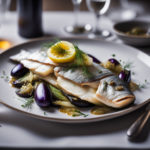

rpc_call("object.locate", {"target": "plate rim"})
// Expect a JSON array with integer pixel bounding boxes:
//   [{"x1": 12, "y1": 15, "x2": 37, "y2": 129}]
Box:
[{"x1": 1, "y1": 36, "x2": 150, "y2": 123}]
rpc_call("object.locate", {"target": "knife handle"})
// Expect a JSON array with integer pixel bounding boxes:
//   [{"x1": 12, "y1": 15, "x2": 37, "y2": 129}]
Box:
[{"x1": 127, "y1": 107, "x2": 150, "y2": 139}]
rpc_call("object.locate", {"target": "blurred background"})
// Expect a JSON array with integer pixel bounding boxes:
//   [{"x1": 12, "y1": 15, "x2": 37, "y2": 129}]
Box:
[
  {"x1": 10, "y1": 0, "x2": 150, "y2": 13},
  {"x1": 8, "y1": 0, "x2": 150, "y2": 12},
  {"x1": 1, "y1": 0, "x2": 150, "y2": 51}
]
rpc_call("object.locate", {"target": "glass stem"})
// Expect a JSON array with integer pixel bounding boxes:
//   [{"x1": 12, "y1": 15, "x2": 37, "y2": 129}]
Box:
[
  {"x1": 73, "y1": 2, "x2": 80, "y2": 27},
  {"x1": 95, "y1": 14, "x2": 101, "y2": 34}
]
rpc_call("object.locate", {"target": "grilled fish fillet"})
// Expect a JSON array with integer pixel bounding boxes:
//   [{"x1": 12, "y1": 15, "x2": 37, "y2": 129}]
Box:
[
  {"x1": 54, "y1": 63, "x2": 115, "y2": 87},
  {"x1": 10, "y1": 50, "x2": 31, "y2": 62},
  {"x1": 37, "y1": 74, "x2": 57, "y2": 87},
  {"x1": 57, "y1": 76, "x2": 105, "y2": 106},
  {"x1": 10, "y1": 50, "x2": 72, "y2": 66},
  {"x1": 94, "y1": 75, "x2": 135, "y2": 108},
  {"x1": 21, "y1": 60, "x2": 54, "y2": 76}
]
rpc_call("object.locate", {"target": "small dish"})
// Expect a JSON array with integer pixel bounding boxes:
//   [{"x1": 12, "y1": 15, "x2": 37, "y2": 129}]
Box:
[{"x1": 113, "y1": 21, "x2": 150, "y2": 46}]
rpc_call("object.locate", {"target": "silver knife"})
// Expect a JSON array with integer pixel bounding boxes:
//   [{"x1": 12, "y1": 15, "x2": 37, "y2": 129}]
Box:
[{"x1": 127, "y1": 103, "x2": 150, "y2": 139}]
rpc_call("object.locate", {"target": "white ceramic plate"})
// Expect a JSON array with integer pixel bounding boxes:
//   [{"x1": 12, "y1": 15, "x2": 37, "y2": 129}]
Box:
[{"x1": 0, "y1": 37, "x2": 150, "y2": 123}]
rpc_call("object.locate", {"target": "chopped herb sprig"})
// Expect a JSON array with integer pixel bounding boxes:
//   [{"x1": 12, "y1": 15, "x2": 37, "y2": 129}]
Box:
[
  {"x1": 14, "y1": 96, "x2": 34, "y2": 110},
  {"x1": 66, "y1": 44, "x2": 92, "y2": 79},
  {"x1": 1, "y1": 71, "x2": 9, "y2": 80},
  {"x1": 73, "y1": 109, "x2": 88, "y2": 117},
  {"x1": 121, "y1": 60, "x2": 134, "y2": 70}
]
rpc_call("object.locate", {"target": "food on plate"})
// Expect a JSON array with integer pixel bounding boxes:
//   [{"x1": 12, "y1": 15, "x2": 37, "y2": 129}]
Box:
[
  {"x1": 119, "y1": 70, "x2": 131, "y2": 84},
  {"x1": 9, "y1": 39, "x2": 139, "y2": 117},
  {"x1": 34, "y1": 83, "x2": 52, "y2": 107},
  {"x1": 101, "y1": 58, "x2": 122, "y2": 74},
  {"x1": 47, "y1": 41, "x2": 76, "y2": 63},
  {"x1": 126, "y1": 27, "x2": 149, "y2": 36},
  {"x1": 11, "y1": 63, "x2": 29, "y2": 77},
  {"x1": 94, "y1": 75, "x2": 135, "y2": 108}
]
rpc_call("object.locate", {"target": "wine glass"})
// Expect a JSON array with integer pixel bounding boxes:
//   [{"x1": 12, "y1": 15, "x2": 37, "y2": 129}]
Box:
[
  {"x1": 65, "y1": 0, "x2": 92, "y2": 34},
  {"x1": 86, "y1": 0, "x2": 111, "y2": 38}
]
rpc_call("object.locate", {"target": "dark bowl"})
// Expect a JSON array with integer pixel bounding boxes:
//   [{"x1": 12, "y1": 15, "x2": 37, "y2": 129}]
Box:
[{"x1": 113, "y1": 21, "x2": 150, "y2": 46}]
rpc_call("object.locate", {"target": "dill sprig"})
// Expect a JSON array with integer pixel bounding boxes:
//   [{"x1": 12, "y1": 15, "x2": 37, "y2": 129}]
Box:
[
  {"x1": 121, "y1": 60, "x2": 134, "y2": 70},
  {"x1": 50, "y1": 42, "x2": 69, "y2": 57},
  {"x1": 73, "y1": 109, "x2": 88, "y2": 117},
  {"x1": 66, "y1": 45, "x2": 92, "y2": 79},
  {"x1": 42, "y1": 38, "x2": 60, "y2": 49},
  {"x1": 14, "y1": 96, "x2": 34, "y2": 110}
]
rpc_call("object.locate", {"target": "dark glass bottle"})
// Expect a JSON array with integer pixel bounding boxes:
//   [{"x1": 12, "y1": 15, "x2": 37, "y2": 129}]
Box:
[{"x1": 17, "y1": 0, "x2": 43, "y2": 38}]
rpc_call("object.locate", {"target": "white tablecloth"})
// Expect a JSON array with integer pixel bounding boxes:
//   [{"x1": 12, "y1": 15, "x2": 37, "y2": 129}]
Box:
[{"x1": 0, "y1": 12, "x2": 150, "y2": 149}]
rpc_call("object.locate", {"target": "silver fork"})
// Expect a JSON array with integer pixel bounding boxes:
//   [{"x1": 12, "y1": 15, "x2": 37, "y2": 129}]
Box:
[{"x1": 127, "y1": 103, "x2": 150, "y2": 139}]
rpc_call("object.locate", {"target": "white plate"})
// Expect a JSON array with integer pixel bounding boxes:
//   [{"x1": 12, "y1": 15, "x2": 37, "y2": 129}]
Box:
[{"x1": 0, "y1": 37, "x2": 150, "y2": 123}]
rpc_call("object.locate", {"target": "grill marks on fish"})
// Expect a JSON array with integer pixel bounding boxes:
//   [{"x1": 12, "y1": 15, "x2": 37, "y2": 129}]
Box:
[
  {"x1": 54, "y1": 63, "x2": 115, "y2": 86},
  {"x1": 95, "y1": 75, "x2": 135, "y2": 108}
]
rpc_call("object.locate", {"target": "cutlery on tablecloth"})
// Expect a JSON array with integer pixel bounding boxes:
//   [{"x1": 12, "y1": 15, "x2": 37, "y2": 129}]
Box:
[{"x1": 127, "y1": 103, "x2": 150, "y2": 139}]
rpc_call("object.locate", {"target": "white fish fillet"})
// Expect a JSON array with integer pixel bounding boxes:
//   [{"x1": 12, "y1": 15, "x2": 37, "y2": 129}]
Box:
[
  {"x1": 10, "y1": 50, "x2": 70, "y2": 66},
  {"x1": 21, "y1": 60, "x2": 42, "y2": 70},
  {"x1": 34, "y1": 65, "x2": 54, "y2": 76},
  {"x1": 38, "y1": 74, "x2": 57, "y2": 87},
  {"x1": 57, "y1": 77, "x2": 104, "y2": 106},
  {"x1": 21, "y1": 59, "x2": 54, "y2": 76},
  {"x1": 27, "y1": 51, "x2": 47, "y2": 63},
  {"x1": 94, "y1": 75, "x2": 135, "y2": 108},
  {"x1": 10, "y1": 50, "x2": 31, "y2": 62}
]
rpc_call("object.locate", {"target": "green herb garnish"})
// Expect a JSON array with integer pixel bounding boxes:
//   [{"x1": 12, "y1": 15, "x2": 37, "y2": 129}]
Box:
[
  {"x1": 103, "y1": 81, "x2": 108, "y2": 91},
  {"x1": 66, "y1": 44, "x2": 92, "y2": 79},
  {"x1": 112, "y1": 54, "x2": 115, "y2": 57},
  {"x1": 121, "y1": 60, "x2": 134, "y2": 70},
  {"x1": 44, "y1": 112, "x2": 46, "y2": 115},
  {"x1": 14, "y1": 96, "x2": 34, "y2": 110},
  {"x1": 138, "y1": 84, "x2": 146, "y2": 88},
  {"x1": 42, "y1": 38, "x2": 60, "y2": 49},
  {"x1": 132, "y1": 72, "x2": 135, "y2": 75},
  {"x1": 74, "y1": 109, "x2": 88, "y2": 117},
  {"x1": 98, "y1": 70, "x2": 102, "y2": 73},
  {"x1": 145, "y1": 79, "x2": 147, "y2": 83},
  {"x1": 1, "y1": 71, "x2": 9, "y2": 80},
  {"x1": 50, "y1": 42, "x2": 69, "y2": 57}
]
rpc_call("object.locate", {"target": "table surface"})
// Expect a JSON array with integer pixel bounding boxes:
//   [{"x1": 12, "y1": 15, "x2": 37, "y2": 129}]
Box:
[{"x1": 0, "y1": 12, "x2": 150, "y2": 149}]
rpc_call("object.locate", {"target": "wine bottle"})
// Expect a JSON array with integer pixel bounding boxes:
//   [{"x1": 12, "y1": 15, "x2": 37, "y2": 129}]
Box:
[{"x1": 17, "y1": 0, "x2": 43, "y2": 38}]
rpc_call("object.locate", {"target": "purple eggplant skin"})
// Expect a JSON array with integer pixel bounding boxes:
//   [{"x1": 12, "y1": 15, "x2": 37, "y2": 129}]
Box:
[
  {"x1": 87, "y1": 54, "x2": 101, "y2": 64},
  {"x1": 11, "y1": 63, "x2": 29, "y2": 77},
  {"x1": 68, "y1": 96, "x2": 94, "y2": 107},
  {"x1": 60, "y1": 89, "x2": 94, "y2": 107},
  {"x1": 15, "y1": 89, "x2": 34, "y2": 98},
  {"x1": 12, "y1": 79, "x2": 24, "y2": 87},
  {"x1": 34, "y1": 83, "x2": 52, "y2": 107},
  {"x1": 108, "y1": 58, "x2": 120, "y2": 66},
  {"x1": 119, "y1": 70, "x2": 131, "y2": 84}
]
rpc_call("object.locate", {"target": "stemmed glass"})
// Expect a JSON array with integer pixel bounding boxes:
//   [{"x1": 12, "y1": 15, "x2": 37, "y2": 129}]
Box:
[
  {"x1": 86, "y1": 0, "x2": 111, "y2": 38},
  {"x1": 65, "y1": 0, "x2": 92, "y2": 34}
]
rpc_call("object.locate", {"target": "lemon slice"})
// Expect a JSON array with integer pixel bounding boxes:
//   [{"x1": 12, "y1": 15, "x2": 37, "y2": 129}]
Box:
[{"x1": 47, "y1": 41, "x2": 76, "y2": 63}]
